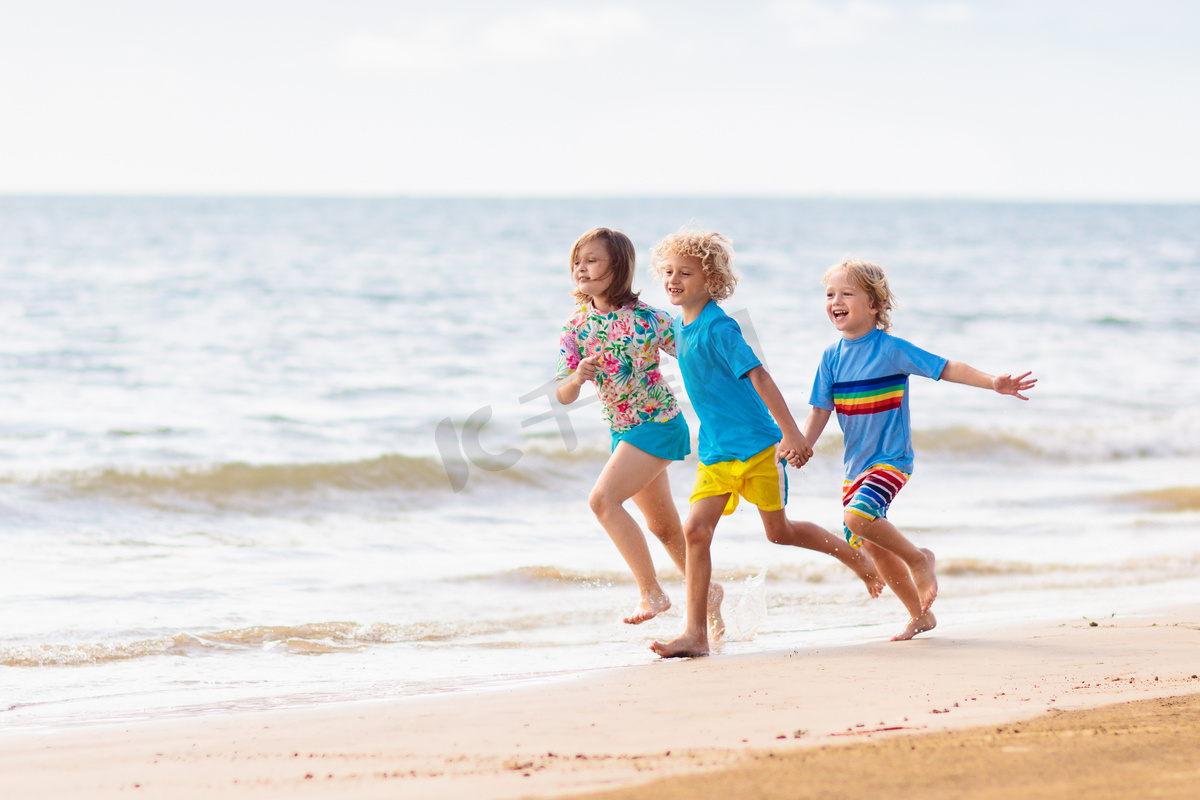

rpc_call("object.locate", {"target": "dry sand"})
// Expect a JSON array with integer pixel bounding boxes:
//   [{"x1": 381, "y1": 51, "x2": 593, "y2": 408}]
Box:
[{"x1": 2, "y1": 605, "x2": 1198, "y2": 799}]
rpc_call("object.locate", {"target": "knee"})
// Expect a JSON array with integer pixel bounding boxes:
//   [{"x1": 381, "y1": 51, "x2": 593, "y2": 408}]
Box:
[
  {"x1": 763, "y1": 519, "x2": 790, "y2": 545},
  {"x1": 844, "y1": 511, "x2": 872, "y2": 536},
  {"x1": 682, "y1": 521, "x2": 715, "y2": 550},
  {"x1": 588, "y1": 486, "x2": 616, "y2": 518}
]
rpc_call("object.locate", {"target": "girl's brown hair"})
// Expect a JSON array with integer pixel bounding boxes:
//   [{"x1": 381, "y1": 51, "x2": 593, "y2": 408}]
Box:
[{"x1": 569, "y1": 228, "x2": 639, "y2": 308}]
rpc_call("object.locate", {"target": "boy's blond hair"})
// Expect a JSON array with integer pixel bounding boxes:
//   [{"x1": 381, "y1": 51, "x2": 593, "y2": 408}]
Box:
[
  {"x1": 650, "y1": 230, "x2": 738, "y2": 302},
  {"x1": 569, "y1": 228, "x2": 640, "y2": 308},
  {"x1": 824, "y1": 259, "x2": 895, "y2": 332}
]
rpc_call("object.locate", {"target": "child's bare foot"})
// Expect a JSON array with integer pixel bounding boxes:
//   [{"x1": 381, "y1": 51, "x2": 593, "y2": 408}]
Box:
[
  {"x1": 624, "y1": 591, "x2": 671, "y2": 624},
  {"x1": 913, "y1": 548, "x2": 938, "y2": 612},
  {"x1": 707, "y1": 583, "x2": 725, "y2": 641},
  {"x1": 862, "y1": 570, "x2": 885, "y2": 599},
  {"x1": 851, "y1": 551, "x2": 885, "y2": 598},
  {"x1": 891, "y1": 609, "x2": 936, "y2": 641},
  {"x1": 650, "y1": 631, "x2": 709, "y2": 659}
]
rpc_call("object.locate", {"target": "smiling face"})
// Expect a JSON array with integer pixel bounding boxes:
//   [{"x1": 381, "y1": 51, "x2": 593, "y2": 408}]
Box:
[
  {"x1": 825, "y1": 268, "x2": 879, "y2": 339},
  {"x1": 571, "y1": 241, "x2": 615, "y2": 308},
  {"x1": 660, "y1": 252, "x2": 710, "y2": 320}
]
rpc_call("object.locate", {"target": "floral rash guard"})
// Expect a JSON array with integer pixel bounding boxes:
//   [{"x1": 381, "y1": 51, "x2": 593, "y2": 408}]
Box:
[{"x1": 556, "y1": 300, "x2": 681, "y2": 433}]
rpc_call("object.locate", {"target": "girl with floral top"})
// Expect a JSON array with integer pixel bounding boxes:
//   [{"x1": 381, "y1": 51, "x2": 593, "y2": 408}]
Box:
[{"x1": 556, "y1": 228, "x2": 722, "y2": 630}]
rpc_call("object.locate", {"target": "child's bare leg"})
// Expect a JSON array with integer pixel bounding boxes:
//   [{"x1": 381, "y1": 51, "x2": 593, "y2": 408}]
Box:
[
  {"x1": 651, "y1": 495, "x2": 727, "y2": 658},
  {"x1": 759, "y1": 511, "x2": 884, "y2": 598},
  {"x1": 630, "y1": 469, "x2": 685, "y2": 567},
  {"x1": 589, "y1": 443, "x2": 673, "y2": 623},
  {"x1": 845, "y1": 513, "x2": 937, "y2": 611},
  {"x1": 632, "y1": 471, "x2": 725, "y2": 636},
  {"x1": 860, "y1": 541, "x2": 936, "y2": 639}
]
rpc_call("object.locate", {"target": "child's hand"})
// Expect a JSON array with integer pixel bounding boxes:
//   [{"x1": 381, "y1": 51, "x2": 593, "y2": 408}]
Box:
[
  {"x1": 574, "y1": 356, "x2": 600, "y2": 385},
  {"x1": 777, "y1": 433, "x2": 813, "y2": 468},
  {"x1": 994, "y1": 371, "x2": 1037, "y2": 400}
]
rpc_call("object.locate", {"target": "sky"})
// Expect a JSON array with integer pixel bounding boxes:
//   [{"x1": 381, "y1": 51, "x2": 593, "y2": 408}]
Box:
[{"x1": 1, "y1": 0, "x2": 1197, "y2": 200}]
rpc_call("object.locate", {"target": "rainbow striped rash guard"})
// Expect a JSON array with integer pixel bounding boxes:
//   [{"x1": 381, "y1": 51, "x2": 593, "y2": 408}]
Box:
[{"x1": 809, "y1": 327, "x2": 948, "y2": 480}]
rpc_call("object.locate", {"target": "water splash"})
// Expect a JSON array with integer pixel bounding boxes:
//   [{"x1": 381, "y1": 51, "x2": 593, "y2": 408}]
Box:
[{"x1": 723, "y1": 571, "x2": 768, "y2": 642}]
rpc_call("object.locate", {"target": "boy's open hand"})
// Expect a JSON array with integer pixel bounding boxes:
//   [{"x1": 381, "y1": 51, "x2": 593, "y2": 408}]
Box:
[{"x1": 994, "y1": 371, "x2": 1037, "y2": 400}]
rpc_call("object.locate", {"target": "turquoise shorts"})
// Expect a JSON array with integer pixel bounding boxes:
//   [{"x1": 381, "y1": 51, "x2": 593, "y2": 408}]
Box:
[{"x1": 611, "y1": 413, "x2": 691, "y2": 462}]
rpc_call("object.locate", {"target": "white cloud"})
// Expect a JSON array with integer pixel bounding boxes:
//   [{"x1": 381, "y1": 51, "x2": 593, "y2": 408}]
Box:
[
  {"x1": 330, "y1": 7, "x2": 648, "y2": 76},
  {"x1": 331, "y1": 23, "x2": 462, "y2": 76},
  {"x1": 770, "y1": 0, "x2": 896, "y2": 46},
  {"x1": 482, "y1": 7, "x2": 649, "y2": 61},
  {"x1": 919, "y1": 3, "x2": 975, "y2": 24}
]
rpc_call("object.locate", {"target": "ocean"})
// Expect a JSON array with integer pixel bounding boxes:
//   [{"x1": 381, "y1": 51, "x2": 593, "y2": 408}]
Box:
[{"x1": 2, "y1": 196, "x2": 1198, "y2": 732}]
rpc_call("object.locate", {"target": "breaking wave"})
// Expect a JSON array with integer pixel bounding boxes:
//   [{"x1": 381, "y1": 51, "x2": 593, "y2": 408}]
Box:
[
  {"x1": 7, "y1": 415, "x2": 1198, "y2": 514},
  {"x1": 1, "y1": 620, "x2": 526, "y2": 668},
  {"x1": 911, "y1": 411, "x2": 1200, "y2": 463},
  {"x1": 1117, "y1": 486, "x2": 1200, "y2": 512},
  {"x1": 18, "y1": 452, "x2": 592, "y2": 510}
]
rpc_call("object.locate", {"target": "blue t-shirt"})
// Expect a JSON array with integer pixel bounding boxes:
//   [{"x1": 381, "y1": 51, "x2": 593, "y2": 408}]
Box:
[
  {"x1": 809, "y1": 327, "x2": 948, "y2": 479},
  {"x1": 676, "y1": 301, "x2": 781, "y2": 465}
]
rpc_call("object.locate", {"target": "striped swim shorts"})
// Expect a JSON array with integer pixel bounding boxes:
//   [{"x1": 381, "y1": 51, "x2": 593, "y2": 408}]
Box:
[{"x1": 841, "y1": 464, "x2": 910, "y2": 547}]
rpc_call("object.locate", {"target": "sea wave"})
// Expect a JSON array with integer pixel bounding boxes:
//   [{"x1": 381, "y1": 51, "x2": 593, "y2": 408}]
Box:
[
  {"x1": 1, "y1": 638, "x2": 178, "y2": 668},
  {"x1": 911, "y1": 427, "x2": 1041, "y2": 458},
  {"x1": 20, "y1": 453, "x2": 571, "y2": 510},
  {"x1": 493, "y1": 560, "x2": 1093, "y2": 585},
  {"x1": 5, "y1": 553, "x2": 1198, "y2": 670},
  {"x1": 499, "y1": 555, "x2": 1200, "y2": 587},
  {"x1": 494, "y1": 564, "x2": 802, "y2": 586},
  {"x1": 912, "y1": 411, "x2": 1200, "y2": 462},
  {"x1": 7, "y1": 415, "x2": 1198, "y2": 513},
  {"x1": 1117, "y1": 486, "x2": 1200, "y2": 512},
  {"x1": 0, "y1": 620, "x2": 525, "y2": 668}
]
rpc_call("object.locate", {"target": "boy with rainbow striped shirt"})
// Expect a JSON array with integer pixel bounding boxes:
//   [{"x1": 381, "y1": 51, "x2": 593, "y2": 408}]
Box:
[{"x1": 803, "y1": 259, "x2": 1037, "y2": 641}]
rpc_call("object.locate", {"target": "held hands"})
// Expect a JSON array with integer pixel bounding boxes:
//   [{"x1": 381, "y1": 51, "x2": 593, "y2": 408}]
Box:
[
  {"x1": 993, "y1": 371, "x2": 1037, "y2": 400},
  {"x1": 776, "y1": 432, "x2": 814, "y2": 469}
]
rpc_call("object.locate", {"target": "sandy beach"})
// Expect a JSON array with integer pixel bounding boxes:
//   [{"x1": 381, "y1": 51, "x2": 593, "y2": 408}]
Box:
[{"x1": 2, "y1": 604, "x2": 1198, "y2": 799}]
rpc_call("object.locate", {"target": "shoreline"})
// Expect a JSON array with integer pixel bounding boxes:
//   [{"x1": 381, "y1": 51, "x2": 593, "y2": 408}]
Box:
[{"x1": 2, "y1": 603, "x2": 1198, "y2": 798}]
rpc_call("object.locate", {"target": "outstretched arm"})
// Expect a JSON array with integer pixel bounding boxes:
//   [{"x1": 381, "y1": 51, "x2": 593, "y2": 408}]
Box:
[
  {"x1": 940, "y1": 361, "x2": 1037, "y2": 400},
  {"x1": 747, "y1": 366, "x2": 813, "y2": 466}
]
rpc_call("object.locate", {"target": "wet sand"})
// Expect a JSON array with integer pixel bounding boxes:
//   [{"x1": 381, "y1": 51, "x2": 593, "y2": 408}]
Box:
[
  {"x1": 1, "y1": 605, "x2": 1197, "y2": 799},
  {"x1": 579, "y1": 693, "x2": 1200, "y2": 799}
]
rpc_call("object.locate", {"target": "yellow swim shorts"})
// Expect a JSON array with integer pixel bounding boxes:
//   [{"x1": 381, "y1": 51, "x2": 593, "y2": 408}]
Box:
[{"x1": 690, "y1": 445, "x2": 787, "y2": 516}]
